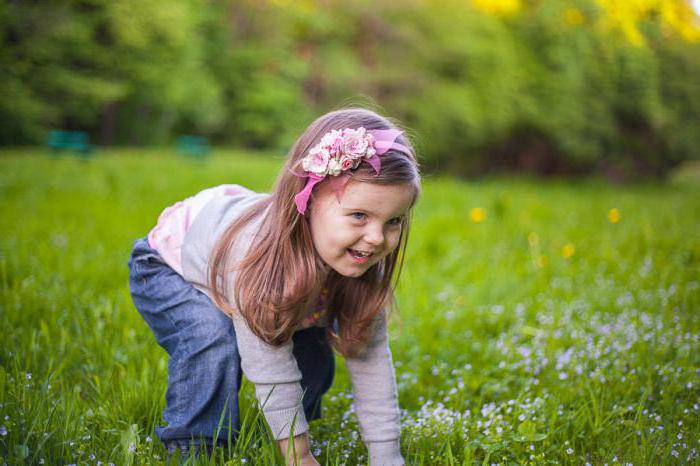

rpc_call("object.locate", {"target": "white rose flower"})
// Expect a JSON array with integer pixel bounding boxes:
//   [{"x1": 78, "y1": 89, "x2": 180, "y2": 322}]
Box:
[{"x1": 302, "y1": 147, "x2": 330, "y2": 176}]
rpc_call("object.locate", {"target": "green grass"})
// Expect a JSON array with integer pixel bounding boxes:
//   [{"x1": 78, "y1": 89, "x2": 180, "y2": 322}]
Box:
[{"x1": 1, "y1": 148, "x2": 698, "y2": 465}]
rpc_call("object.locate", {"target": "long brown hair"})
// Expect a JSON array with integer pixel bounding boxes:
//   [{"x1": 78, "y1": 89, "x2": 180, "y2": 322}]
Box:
[{"x1": 209, "y1": 108, "x2": 421, "y2": 357}]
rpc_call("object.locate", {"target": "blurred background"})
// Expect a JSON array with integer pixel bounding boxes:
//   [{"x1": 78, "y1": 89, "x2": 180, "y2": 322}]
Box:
[{"x1": 2, "y1": 0, "x2": 699, "y2": 180}]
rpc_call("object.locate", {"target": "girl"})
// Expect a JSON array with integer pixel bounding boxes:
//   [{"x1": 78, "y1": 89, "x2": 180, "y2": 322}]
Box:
[{"x1": 128, "y1": 108, "x2": 421, "y2": 465}]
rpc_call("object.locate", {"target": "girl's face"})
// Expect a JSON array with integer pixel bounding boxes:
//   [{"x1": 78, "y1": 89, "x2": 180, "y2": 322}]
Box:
[{"x1": 309, "y1": 180, "x2": 415, "y2": 278}]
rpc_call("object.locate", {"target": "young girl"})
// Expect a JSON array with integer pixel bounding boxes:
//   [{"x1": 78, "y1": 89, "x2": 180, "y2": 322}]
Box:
[{"x1": 128, "y1": 108, "x2": 421, "y2": 465}]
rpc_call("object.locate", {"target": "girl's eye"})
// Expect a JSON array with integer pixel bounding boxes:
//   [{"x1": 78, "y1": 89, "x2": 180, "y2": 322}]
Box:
[
  {"x1": 351, "y1": 212, "x2": 366, "y2": 220},
  {"x1": 387, "y1": 217, "x2": 403, "y2": 226}
]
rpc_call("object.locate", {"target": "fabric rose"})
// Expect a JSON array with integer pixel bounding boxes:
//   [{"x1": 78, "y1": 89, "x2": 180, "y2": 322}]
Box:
[
  {"x1": 302, "y1": 146, "x2": 330, "y2": 176},
  {"x1": 342, "y1": 128, "x2": 371, "y2": 159},
  {"x1": 320, "y1": 130, "x2": 343, "y2": 156},
  {"x1": 339, "y1": 155, "x2": 356, "y2": 171}
]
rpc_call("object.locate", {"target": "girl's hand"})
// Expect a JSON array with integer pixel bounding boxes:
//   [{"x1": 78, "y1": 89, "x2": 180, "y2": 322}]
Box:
[{"x1": 278, "y1": 433, "x2": 320, "y2": 466}]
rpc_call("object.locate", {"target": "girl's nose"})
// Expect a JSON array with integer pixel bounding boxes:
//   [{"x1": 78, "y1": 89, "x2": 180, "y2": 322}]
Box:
[{"x1": 364, "y1": 225, "x2": 385, "y2": 247}]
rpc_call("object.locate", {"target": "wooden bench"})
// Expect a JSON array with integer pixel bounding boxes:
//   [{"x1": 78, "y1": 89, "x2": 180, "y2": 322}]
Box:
[
  {"x1": 47, "y1": 130, "x2": 93, "y2": 158},
  {"x1": 176, "y1": 135, "x2": 211, "y2": 158}
]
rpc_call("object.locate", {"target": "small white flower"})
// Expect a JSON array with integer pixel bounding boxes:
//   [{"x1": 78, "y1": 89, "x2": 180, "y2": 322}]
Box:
[
  {"x1": 25, "y1": 373, "x2": 32, "y2": 381},
  {"x1": 302, "y1": 147, "x2": 331, "y2": 176},
  {"x1": 327, "y1": 157, "x2": 343, "y2": 176},
  {"x1": 0, "y1": 425, "x2": 7, "y2": 436},
  {"x1": 566, "y1": 447, "x2": 574, "y2": 455}
]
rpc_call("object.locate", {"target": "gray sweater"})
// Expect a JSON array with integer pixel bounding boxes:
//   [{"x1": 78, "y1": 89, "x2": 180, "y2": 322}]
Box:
[{"x1": 179, "y1": 192, "x2": 404, "y2": 465}]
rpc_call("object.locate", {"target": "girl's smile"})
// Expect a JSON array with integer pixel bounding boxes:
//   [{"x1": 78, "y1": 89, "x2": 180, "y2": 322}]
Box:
[{"x1": 309, "y1": 180, "x2": 415, "y2": 278}]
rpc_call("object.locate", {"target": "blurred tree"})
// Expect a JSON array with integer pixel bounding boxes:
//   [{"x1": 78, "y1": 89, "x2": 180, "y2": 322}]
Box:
[{"x1": 1, "y1": 0, "x2": 698, "y2": 179}]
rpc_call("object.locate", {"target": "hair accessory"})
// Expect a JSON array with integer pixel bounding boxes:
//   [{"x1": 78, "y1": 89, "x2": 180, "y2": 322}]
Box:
[{"x1": 294, "y1": 127, "x2": 410, "y2": 215}]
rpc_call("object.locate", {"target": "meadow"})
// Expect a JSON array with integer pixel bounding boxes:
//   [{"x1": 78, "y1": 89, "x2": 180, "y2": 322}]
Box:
[{"x1": 0, "y1": 149, "x2": 698, "y2": 465}]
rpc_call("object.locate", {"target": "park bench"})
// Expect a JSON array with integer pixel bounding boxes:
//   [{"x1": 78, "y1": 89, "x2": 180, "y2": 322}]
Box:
[
  {"x1": 176, "y1": 135, "x2": 211, "y2": 158},
  {"x1": 47, "y1": 130, "x2": 93, "y2": 158}
]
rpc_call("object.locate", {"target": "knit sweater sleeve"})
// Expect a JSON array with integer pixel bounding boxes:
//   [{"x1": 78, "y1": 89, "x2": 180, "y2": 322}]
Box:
[
  {"x1": 230, "y1": 313, "x2": 309, "y2": 440},
  {"x1": 344, "y1": 310, "x2": 404, "y2": 466}
]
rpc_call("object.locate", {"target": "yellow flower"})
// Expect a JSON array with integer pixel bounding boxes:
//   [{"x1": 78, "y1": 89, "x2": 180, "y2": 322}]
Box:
[
  {"x1": 472, "y1": 0, "x2": 521, "y2": 16},
  {"x1": 470, "y1": 207, "x2": 486, "y2": 223},
  {"x1": 608, "y1": 208, "x2": 620, "y2": 224},
  {"x1": 528, "y1": 232, "x2": 539, "y2": 246},
  {"x1": 536, "y1": 255, "x2": 548, "y2": 268},
  {"x1": 562, "y1": 243, "x2": 575, "y2": 258},
  {"x1": 565, "y1": 8, "x2": 585, "y2": 26}
]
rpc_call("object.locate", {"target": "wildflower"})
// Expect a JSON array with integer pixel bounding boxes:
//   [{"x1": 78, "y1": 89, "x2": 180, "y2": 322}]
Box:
[
  {"x1": 128, "y1": 443, "x2": 136, "y2": 454},
  {"x1": 25, "y1": 373, "x2": 32, "y2": 381},
  {"x1": 470, "y1": 207, "x2": 486, "y2": 223},
  {"x1": 566, "y1": 447, "x2": 574, "y2": 455},
  {"x1": 565, "y1": 7, "x2": 585, "y2": 25},
  {"x1": 146, "y1": 436, "x2": 153, "y2": 443},
  {"x1": 561, "y1": 243, "x2": 575, "y2": 258},
  {"x1": 0, "y1": 425, "x2": 6, "y2": 436},
  {"x1": 89, "y1": 454, "x2": 96, "y2": 460},
  {"x1": 608, "y1": 208, "x2": 620, "y2": 223},
  {"x1": 528, "y1": 232, "x2": 539, "y2": 246}
]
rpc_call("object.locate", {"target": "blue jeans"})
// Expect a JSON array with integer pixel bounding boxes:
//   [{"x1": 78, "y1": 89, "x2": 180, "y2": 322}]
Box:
[{"x1": 128, "y1": 238, "x2": 335, "y2": 448}]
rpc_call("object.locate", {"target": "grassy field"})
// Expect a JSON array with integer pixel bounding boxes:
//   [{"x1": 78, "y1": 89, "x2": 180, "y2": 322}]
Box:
[{"x1": 0, "y1": 149, "x2": 698, "y2": 465}]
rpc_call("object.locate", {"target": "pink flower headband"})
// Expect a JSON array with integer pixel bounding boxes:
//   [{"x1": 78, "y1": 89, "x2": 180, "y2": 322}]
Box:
[{"x1": 294, "y1": 127, "x2": 410, "y2": 215}]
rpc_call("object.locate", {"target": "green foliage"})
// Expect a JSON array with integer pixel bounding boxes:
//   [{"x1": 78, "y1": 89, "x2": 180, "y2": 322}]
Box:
[
  {"x1": 1, "y1": 0, "x2": 699, "y2": 178},
  {"x1": 0, "y1": 151, "x2": 698, "y2": 464}
]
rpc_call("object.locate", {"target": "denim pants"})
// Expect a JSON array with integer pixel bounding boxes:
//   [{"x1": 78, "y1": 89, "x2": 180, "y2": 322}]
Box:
[{"x1": 128, "y1": 238, "x2": 335, "y2": 447}]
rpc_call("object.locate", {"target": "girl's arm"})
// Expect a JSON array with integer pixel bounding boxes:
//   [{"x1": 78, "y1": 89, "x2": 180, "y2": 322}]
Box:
[
  {"x1": 345, "y1": 309, "x2": 405, "y2": 466},
  {"x1": 230, "y1": 314, "x2": 310, "y2": 439}
]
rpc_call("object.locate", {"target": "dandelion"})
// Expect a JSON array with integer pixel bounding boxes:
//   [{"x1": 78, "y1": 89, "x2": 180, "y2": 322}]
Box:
[
  {"x1": 564, "y1": 7, "x2": 585, "y2": 25},
  {"x1": 470, "y1": 207, "x2": 486, "y2": 223},
  {"x1": 561, "y1": 243, "x2": 575, "y2": 258},
  {"x1": 608, "y1": 208, "x2": 620, "y2": 223},
  {"x1": 528, "y1": 232, "x2": 539, "y2": 246}
]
